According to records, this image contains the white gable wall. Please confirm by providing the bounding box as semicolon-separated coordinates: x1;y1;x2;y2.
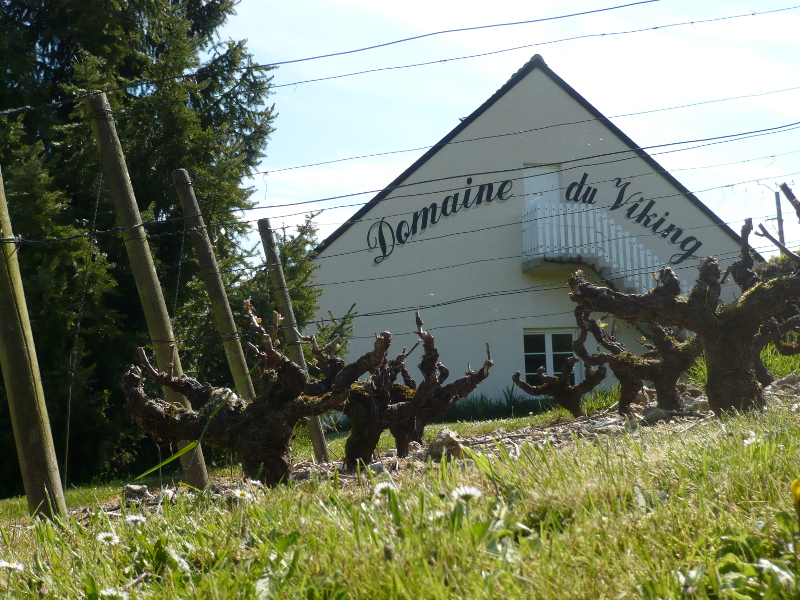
313;58;742;399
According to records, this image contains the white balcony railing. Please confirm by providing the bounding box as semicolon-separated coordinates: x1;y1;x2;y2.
522;202;686;294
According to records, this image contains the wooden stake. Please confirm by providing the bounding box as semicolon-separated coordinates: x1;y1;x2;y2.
172;169;256;400
258;218;329;463
0;166;68;519
83;92;209;489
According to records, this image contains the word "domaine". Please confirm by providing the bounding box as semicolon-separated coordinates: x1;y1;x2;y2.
367;177;513;264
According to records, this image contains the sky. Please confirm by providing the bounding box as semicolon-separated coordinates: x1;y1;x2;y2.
220;0;800;259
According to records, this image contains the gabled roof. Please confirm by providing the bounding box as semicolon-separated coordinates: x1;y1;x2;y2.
314;54;742;255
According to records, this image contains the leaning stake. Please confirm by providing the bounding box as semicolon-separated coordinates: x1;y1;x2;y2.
172;169;256;400
83;92;208;489
258;218;330;462
0;166;68;519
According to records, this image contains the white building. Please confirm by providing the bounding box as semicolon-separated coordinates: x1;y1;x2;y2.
312;54;742;398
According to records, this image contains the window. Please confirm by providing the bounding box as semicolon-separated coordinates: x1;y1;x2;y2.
523;331;582;385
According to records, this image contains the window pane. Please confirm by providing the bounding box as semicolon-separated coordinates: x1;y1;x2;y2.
525;354;546;375
552;352;573;375
552;352;576;385
552;333;574;353
524;334;545;354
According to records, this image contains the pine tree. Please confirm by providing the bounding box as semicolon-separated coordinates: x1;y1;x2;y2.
0;0;276;494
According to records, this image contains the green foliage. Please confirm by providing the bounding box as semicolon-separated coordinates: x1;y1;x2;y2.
432;386;551;423
173;216;345;390
643;515;800;599
437;384;618;424
0;0;276;494
760;342;800;380
6;404;800;597
311;304;358;361
0;118;124;496
688;353;709;387
581;382;621;414
689;344;800;389
757;252;800;281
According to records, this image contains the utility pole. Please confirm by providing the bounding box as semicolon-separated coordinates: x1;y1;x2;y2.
172;169;256;400
0;166;67;519
761;183;786;246
258;218;329;463
775;189;785;246
83;92;209;489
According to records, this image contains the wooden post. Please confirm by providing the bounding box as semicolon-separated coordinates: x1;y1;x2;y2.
258;218;329;463
0;166;68;519
172;169;256;400
83;92;209;489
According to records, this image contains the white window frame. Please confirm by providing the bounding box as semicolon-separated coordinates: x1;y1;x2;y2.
522;329;584;385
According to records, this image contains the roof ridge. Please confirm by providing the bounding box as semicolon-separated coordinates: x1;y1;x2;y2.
314;54;549;255
313;54;742;256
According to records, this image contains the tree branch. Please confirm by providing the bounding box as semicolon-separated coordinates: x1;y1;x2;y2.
724;218;759;293
754;223;800;267
569;269;698;328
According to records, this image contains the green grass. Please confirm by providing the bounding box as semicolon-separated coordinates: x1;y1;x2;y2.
5;391;800;597
688;342;800;387
295;384;617;462
0;470;189;524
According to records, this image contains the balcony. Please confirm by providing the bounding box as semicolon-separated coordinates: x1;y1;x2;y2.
522;201;686;294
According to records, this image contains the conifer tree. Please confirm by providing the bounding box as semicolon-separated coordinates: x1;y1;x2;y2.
0;0;276;494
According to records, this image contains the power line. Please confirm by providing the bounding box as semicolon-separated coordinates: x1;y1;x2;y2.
2;149;796;253
113;206;790;298
302;150;800;232
318;238;797;329
210;206;780;288
190;117;800;222
309;167;800;262
0;1;657;118
268;6;800;91
253;84;800;178
149;231;800;347
2;4;797;120
266;1;662;67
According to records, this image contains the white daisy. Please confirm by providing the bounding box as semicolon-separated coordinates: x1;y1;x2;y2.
0;560;24;571
96;531;120;545
452;485;483;502
743;431;759;446
124;514;147;526
232;488;252;501
99;588;130;599
373;481;397;496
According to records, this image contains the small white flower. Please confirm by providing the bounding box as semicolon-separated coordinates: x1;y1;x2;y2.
452;485;483;502
124;514;147;526
0;560;24;571
246;479;264;488
96;531;120;545
373;481;396;496
743;431;759;446
232;488;252;501
99;588;130;599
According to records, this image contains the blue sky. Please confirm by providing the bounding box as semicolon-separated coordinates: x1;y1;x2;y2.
221;0;800;258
